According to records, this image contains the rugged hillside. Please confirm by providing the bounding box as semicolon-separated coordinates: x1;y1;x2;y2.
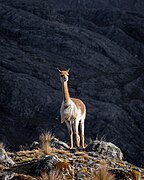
0;138;144;179
0;0;144;167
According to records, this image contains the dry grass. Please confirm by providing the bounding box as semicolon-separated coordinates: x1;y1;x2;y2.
129;170;141;180
97;159;108;166
74;151;87;156
15;149;44;163
39;170;64;180
14;174;35;180
17;149;43;158
0;164;6;171
54;161;74;178
76;157;86;163
0;142;5;149
95;135;106;142
53;149;71;155
90;165;115;180
39;132;54;155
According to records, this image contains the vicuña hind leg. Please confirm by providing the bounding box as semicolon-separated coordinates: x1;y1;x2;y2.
80;120;85;148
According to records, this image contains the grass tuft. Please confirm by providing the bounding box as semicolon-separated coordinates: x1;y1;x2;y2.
0;142;5;149
90;165;115;180
54;161;74;178
97;159;107;166
40;170;63;180
0;165;5;171
39;132;54;155
129;169;141;180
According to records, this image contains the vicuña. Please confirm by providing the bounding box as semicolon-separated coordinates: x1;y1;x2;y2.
57;68;86;148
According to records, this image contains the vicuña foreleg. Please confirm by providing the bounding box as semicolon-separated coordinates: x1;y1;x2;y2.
66;121;73;149
74;121;80;147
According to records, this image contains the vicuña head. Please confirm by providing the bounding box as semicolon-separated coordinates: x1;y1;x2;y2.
57;68;70;83
57;68;86;149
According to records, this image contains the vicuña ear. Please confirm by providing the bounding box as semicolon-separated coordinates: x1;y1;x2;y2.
67;68;70;73
56;68;62;73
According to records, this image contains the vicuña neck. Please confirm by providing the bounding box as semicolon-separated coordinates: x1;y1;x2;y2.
62;82;70;102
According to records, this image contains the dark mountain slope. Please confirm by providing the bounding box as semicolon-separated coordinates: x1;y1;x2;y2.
0;1;143;166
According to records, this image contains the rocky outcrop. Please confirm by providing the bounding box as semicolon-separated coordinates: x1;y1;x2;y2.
0;142;143;180
0;0;143;167
85;140;123;161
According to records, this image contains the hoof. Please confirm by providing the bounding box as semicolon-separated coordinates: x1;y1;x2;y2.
77;147;85;151
69;148;77;153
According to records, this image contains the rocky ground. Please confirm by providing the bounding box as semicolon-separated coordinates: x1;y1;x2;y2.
0;137;143;180
0;0;144;168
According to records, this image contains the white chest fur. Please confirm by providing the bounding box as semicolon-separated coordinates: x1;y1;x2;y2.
60;100;81;123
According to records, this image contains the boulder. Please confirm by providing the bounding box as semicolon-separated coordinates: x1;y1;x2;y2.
50;138;69;150
85;140;123;160
31;155;59;175
30;141;39;150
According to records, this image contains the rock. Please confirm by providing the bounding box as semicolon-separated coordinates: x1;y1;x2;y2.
10;155;59;176
0;172;15;180
111;169;129;180
29;0;144;13
50;138;69;150
85;140;123;160
31;155;59;175
0;148;15;166
30;141;39;150
76;171;86;180
87;152;99;158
